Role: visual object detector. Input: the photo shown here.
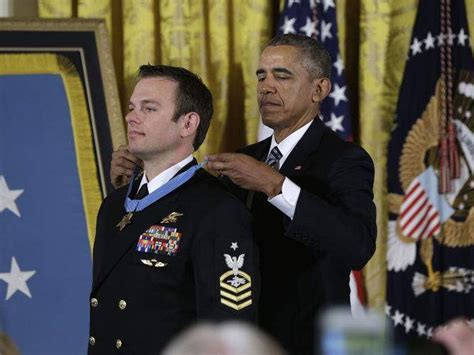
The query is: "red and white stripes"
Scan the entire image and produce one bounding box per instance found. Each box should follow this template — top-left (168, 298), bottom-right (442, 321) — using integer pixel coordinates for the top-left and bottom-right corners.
top-left (400, 180), bottom-right (441, 240)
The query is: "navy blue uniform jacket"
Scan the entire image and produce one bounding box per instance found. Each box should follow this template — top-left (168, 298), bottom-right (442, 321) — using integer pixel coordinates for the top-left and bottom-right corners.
top-left (89, 161), bottom-right (259, 354)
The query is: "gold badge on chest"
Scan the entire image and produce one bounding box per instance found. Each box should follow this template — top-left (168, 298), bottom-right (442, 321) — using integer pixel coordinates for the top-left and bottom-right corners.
top-left (116, 212), bottom-right (133, 231)
top-left (161, 212), bottom-right (183, 224)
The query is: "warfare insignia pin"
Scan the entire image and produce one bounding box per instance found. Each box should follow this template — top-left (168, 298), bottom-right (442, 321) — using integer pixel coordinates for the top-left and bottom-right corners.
top-left (141, 259), bottom-right (168, 268)
top-left (219, 253), bottom-right (252, 311)
top-left (136, 225), bottom-right (182, 256)
top-left (141, 259), bottom-right (153, 266)
top-left (161, 212), bottom-right (183, 224)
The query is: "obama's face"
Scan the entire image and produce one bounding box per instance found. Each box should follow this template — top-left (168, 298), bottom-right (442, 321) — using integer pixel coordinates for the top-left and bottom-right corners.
top-left (256, 45), bottom-right (320, 132)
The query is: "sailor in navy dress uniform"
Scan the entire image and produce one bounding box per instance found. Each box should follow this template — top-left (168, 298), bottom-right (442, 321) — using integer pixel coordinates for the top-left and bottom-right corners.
top-left (88, 65), bottom-right (258, 354)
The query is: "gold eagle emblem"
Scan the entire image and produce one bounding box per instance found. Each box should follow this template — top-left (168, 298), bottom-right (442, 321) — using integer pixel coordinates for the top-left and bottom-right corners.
top-left (161, 212), bottom-right (183, 224)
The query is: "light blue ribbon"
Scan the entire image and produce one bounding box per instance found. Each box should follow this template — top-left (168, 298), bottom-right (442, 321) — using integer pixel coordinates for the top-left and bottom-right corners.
top-left (124, 161), bottom-right (206, 213)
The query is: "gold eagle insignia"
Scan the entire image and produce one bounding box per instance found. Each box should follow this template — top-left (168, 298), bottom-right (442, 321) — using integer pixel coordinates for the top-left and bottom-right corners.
top-left (161, 212), bottom-right (183, 224)
top-left (386, 74), bottom-right (474, 297)
top-left (219, 253), bottom-right (252, 311)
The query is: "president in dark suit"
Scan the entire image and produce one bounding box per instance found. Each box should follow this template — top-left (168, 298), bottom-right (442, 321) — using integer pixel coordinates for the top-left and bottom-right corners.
top-left (89, 65), bottom-right (258, 354)
top-left (207, 34), bottom-right (376, 354)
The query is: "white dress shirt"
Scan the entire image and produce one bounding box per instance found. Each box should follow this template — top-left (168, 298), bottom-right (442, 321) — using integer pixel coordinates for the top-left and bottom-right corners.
top-left (267, 120), bottom-right (313, 219)
top-left (138, 155), bottom-right (194, 194)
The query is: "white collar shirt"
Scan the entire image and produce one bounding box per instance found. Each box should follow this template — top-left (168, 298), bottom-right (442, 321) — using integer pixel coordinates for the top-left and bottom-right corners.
top-left (266, 119), bottom-right (313, 169)
top-left (138, 155), bottom-right (194, 194)
top-left (266, 119), bottom-right (314, 220)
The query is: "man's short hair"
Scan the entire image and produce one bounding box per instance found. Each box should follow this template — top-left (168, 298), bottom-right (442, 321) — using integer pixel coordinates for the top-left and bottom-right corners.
top-left (267, 34), bottom-right (332, 80)
top-left (138, 64), bottom-right (213, 150)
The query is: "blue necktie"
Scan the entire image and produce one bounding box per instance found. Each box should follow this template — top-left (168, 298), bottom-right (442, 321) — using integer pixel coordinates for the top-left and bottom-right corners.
top-left (266, 146), bottom-right (283, 170)
top-left (245, 146), bottom-right (283, 209)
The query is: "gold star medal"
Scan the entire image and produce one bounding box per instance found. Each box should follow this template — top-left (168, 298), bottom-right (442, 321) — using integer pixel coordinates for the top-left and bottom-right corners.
top-left (116, 212), bottom-right (133, 231)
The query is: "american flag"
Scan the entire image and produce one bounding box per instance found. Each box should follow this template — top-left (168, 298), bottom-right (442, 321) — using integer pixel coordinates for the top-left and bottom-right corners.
top-left (277, 0), bottom-right (352, 140)
top-left (399, 167), bottom-right (454, 241)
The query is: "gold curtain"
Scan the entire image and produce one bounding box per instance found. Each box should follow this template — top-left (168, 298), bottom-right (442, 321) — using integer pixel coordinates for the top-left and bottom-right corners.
top-left (356, 0), bottom-right (418, 311)
top-left (39, 0), bottom-right (273, 160)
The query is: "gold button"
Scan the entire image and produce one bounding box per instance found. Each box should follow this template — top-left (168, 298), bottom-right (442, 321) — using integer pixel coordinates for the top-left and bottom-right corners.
top-left (90, 298), bottom-right (98, 308)
top-left (118, 300), bottom-right (127, 310)
top-left (89, 336), bottom-right (96, 346)
top-left (116, 339), bottom-right (123, 349)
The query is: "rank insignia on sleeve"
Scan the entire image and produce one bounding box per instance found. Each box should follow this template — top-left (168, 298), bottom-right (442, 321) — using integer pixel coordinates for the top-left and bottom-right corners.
top-left (161, 212), bottom-right (183, 224)
top-left (136, 225), bottom-right (182, 256)
top-left (219, 253), bottom-right (252, 311)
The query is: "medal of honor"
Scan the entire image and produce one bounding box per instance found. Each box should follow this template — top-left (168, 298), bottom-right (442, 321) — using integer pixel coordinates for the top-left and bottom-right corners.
top-left (116, 212), bottom-right (133, 231)
top-left (116, 161), bottom-right (205, 232)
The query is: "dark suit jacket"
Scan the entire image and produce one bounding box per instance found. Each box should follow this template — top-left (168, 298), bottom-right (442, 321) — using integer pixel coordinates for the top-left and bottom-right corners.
top-left (89, 161), bottom-right (259, 354)
top-left (239, 118), bottom-right (376, 355)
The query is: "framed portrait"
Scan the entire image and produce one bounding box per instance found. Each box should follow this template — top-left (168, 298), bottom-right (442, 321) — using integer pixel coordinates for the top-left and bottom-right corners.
top-left (0, 19), bottom-right (124, 354)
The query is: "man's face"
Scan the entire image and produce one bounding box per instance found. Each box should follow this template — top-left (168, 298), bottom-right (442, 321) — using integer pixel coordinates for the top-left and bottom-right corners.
top-left (126, 77), bottom-right (182, 160)
top-left (256, 45), bottom-right (318, 131)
